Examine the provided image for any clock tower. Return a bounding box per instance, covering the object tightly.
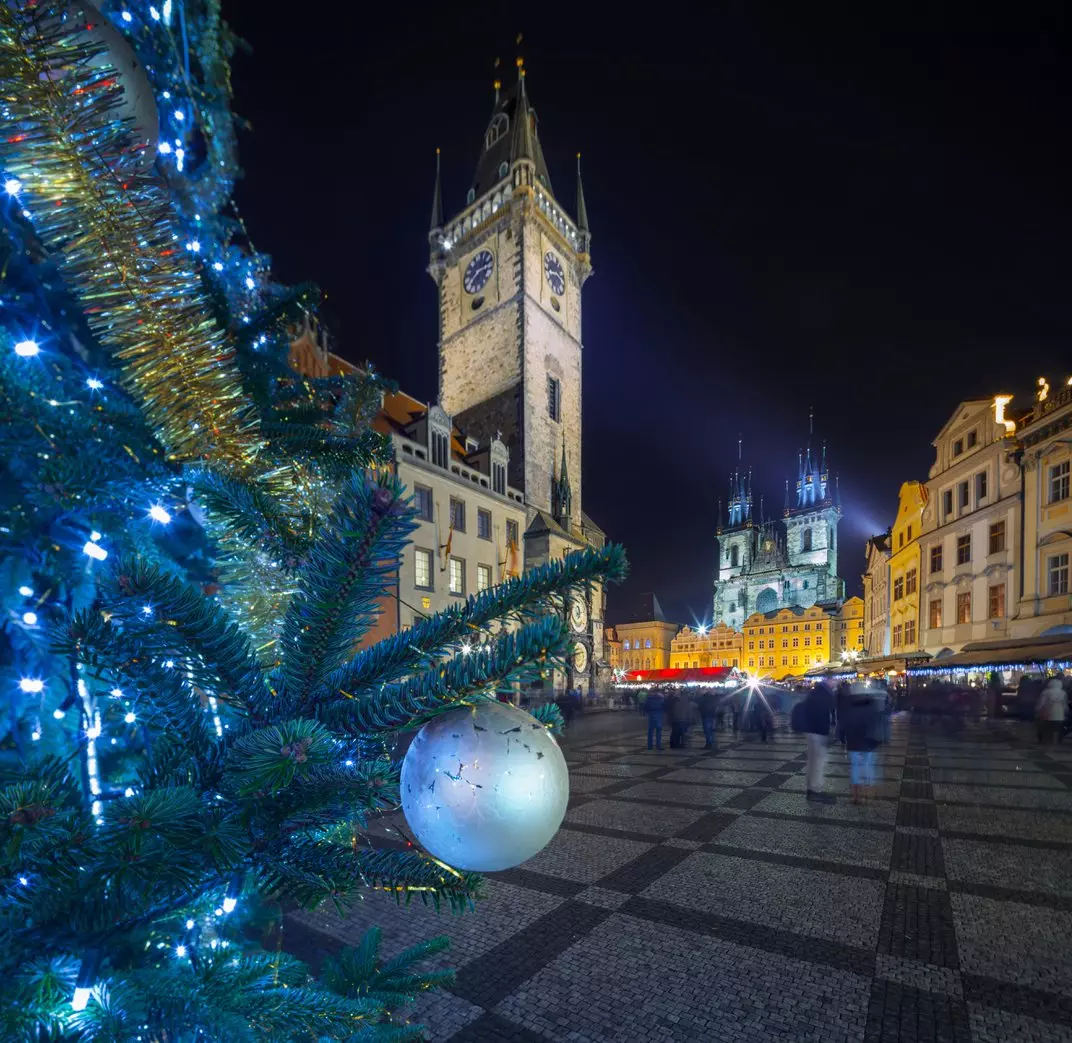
[429,62,591,535]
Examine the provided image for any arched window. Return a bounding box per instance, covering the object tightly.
[730,545,739,568]
[623,640,630,650]
[485,113,508,151]
[498,160,509,179]
[801,528,813,552]
[645,638,652,648]
[466,188,475,205]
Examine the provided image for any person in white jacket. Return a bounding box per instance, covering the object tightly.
[1036,677,1068,744]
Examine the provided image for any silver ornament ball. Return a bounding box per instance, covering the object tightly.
[401,700,569,872]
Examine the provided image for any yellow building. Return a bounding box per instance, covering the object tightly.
[669,623,742,669]
[743,604,831,679]
[617,620,678,671]
[888,481,927,655]
[832,596,865,661]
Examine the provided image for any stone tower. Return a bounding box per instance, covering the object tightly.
[429,61,591,532]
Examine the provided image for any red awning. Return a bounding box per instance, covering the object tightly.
[624,666,736,684]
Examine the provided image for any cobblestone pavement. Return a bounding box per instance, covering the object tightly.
[287,711,1072,1042]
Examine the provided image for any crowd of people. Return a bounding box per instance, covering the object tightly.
[636,678,893,805]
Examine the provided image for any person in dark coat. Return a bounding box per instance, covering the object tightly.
[697,690,721,751]
[800,680,836,804]
[644,689,665,750]
[841,686,882,804]
[668,690,692,748]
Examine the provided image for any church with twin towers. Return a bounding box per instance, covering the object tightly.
[712,419,846,630]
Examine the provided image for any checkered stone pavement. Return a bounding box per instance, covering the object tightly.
[285,710,1072,1041]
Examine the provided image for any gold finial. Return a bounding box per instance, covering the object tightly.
[435,147,440,155]
[577,151,581,160]
[494,56,501,68]
[516,32,524,45]
[516,56,524,68]
[494,79,501,90]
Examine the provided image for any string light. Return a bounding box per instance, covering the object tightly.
[53,708,65,719]
[85,377,103,390]
[148,504,172,524]
[71,950,100,1011]
[83,541,108,561]
[124,711,136,724]
[4,177,21,195]
[18,585,33,597]
[19,678,44,693]
[22,611,37,626]
[14,339,39,357]
[175,944,187,958]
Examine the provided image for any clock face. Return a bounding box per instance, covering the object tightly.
[573,642,589,674]
[544,251,566,296]
[569,595,588,633]
[463,249,493,295]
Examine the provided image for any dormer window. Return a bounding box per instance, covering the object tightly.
[428,406,452,470]
[485,113,508,150]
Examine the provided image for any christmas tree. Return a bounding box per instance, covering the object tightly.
[0,3,626,1039]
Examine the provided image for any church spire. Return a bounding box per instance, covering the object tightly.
[429,148,443,234]
[576,152,590,249]
[511,62,536,167]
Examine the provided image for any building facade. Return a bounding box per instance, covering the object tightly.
[429,64,606,690]
[862,532,891,657]
[617,621,678,672]
[888,482,927,655]
[918,400,1019,655]
[743,604,832,679]
[833,596,866,661]
[713,438,845,629]
[669,623,742,669]
[1012,383,1072,638]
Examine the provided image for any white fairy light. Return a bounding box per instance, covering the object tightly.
[19,678,44,693]
[148,504,172,524]
[14,339,39,357]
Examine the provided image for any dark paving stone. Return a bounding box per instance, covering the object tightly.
[897,801,939,829]
[446,1011,549,1042]
[451,900,609,1009]
[673,811,737,842]
[877,884,960,968]
[962,972,1072,1029]
[940,828,1072,852]
[622,895,874,976]
[597,844,694,894]
[947,878,1072,912]
[702,841,888,881]
[722,788,771,811]
[750,808,894,833]
[559,820,664,844]
[902,766,931,782]
[493,868,586,898]
[891,832,946,877]
[752,771,795,788]
[900,780,935,800]
[863,978,972,1043]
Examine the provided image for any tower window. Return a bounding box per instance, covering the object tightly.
[499,160,509,179]
[466,188,475,205]
[492,462,506,496]
[730,545,739,568]
[485,113,508,151]
[431,430,450,469]
[801,528,812,552]
[547,375,561,422]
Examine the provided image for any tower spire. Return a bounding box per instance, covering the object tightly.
[429,148,443,233]
[576,152,590,247]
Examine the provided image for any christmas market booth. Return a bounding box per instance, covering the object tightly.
[616,666,740,689]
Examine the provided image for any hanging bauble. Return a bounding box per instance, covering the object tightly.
[45,2,159,170]
[401,699,569,872]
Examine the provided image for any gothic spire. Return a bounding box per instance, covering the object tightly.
[511,64,536,166]
[576,152,590,241]
[430,148,443,233]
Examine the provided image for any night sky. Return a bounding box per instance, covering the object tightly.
[230,4,1070,627]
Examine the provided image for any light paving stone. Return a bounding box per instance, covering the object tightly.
[567,773,622,794]
[519,825,652,883]
[943,837,1072,897]
[406,989,486,1041]
[569,762,662,778]
[779,774,901,800]
[661,767,770,786]
[663,838,704,849]
[643,850,885,948]
[932,783,1072,810]
[717,814,894,869]
[752,790,898,826]
[614,781,744,808]
[875,954,963,996]
[952,892,1072,996]
[495,912,871,1043]
[930,768,1067,788]
[967,1002,1072,1043]
[929,755,1046,770]
[565,798,705,837]
[937,803,1072,844]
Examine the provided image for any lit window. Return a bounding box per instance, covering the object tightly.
[624,640,630,651]
[892,624,903,647]
[645,638,652,649]
[929,599,942,628]
[905,569,917,596]
[988,521,1006,555]
[893,577,904,601]
[904,619,916,645]
[477,563,492,591]
[930,545,943,574]
[414,548,433,590]
[988,583,1005,619]
[956,591,971,624]
[449,557,465,595]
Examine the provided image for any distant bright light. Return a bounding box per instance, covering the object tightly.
[222,896,237,914]
[86,721,101,740]
[110,688,123,698]
[149,5,160,19]
[345,758,354,767]
[18,875,28,886]
[162,0,172,21]
[121,10,132,20]
[148,504,172,524]
[175,944,186,958]
[18,585,33,597]
[86,377,103,390]
[186,240,200,253]
[14,339,39,357]
[71,987,92,1011]
[185,918,195,930]
[90,530,102,542]
[19,678,44,693]
[83,541,108,561]
[22,611,37,626]
[158,141,172,154]
[31,730,41,741]
[245,276,255,290]
[174,110,185,122]
[212,261,223,271]
[697,624,709,636]
[460,643,471,656]
[124,711,136,724]
[53,708,65,719]
[175,147,185,172]
[164,659,174,668]
[4,178,21,196]
[141,605,153,616]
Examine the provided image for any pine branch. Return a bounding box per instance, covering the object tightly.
[316,544,628,706]
[323,616,571,735]
[279,473,417,705]
[530,702,565,734]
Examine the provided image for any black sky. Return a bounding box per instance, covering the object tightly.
[230,3,1070,627]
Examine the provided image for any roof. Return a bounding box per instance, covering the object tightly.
[909,633,1072,672]
[471,77,553,201]
[526,508,584,547]
[622,666,737,685]
[375,390,468,459]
